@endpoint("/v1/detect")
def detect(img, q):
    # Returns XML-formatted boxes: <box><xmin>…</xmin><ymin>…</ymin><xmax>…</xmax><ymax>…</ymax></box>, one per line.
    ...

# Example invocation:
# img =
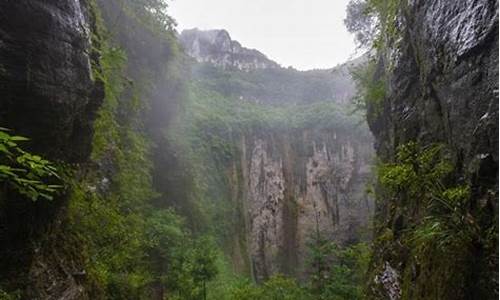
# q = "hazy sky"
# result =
<box><xmin>169</xmin><ymin>0</ymin><xmax>356</xmax><ymax>70</ymax></box>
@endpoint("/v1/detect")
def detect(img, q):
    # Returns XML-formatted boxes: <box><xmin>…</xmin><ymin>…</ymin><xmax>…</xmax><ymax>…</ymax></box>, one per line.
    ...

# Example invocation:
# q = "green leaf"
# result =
<box><xmin>0</xmin><ymin>129</ymin><xmax>62</xmax><ymax>201</ymax></box>
<box><xmin>0</xmin><ymin>144</ymin><xmax>11</xmax><ymax>154</ymax></box>
<box><xmin>39</xmin><ymin>193</ymin><xmax>54</xmax><ymax>201</ymax></box>
<box><xmin>0</xmin><ymin>131</ymin><xmax>11</xmax><ymax>141</ymax></box>
<box><xmin>11</xmin><ymin>136</ymin><xmax>29</xmax><ymax>142</ymax></box>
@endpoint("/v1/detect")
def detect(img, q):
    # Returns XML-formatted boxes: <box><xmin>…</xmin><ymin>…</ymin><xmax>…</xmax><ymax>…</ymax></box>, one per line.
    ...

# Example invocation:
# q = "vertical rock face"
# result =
<box><xmin>0</xmin><ymin>0</ymin><xmax>102</xmax><ymax>161</ymax></box>
<box><xmin>368</xmin><ymin>0</ymin><xmax>498</xmax><ymax>299</ymax></box>
<box><xmin>247</xmin><ymin>139</ymin><xmax>286</xmax><ymax>280</ymax></box>
<box><xmin>0</xmin><ymin>0</ymin><xmax>102</xmax><ymax>298</ymax></box>
<box><xmin>242</xmin><ymin>130</ymin><xmax>373</xmax><ymax>281</ymax></box>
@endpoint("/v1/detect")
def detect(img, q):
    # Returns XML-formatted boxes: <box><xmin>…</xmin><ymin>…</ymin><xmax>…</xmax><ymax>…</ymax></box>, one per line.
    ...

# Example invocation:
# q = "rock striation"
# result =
<box><xmin>239</xmin><ymin>129</ymin><xmax>373</xmax><ymax>281</ymax></box>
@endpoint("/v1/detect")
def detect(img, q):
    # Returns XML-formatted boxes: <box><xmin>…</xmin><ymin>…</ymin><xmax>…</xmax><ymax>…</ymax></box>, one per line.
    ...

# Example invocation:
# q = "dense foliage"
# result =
<box><xmin>345</xmin><ymin>0</ymin><xmax>399</xmax><ymax>119</ymax></box>
<box><xmin>307</xmin><ymin>233</ymin><xmax>370</xmax><ymax>300</ymax></box>
<box><xmin>192</xmin><ymin>62</ymin><xmax>355</xmax><ymax>105</ymax></box>
<box><xmin>371</xmin><ymin>142</ymin><xmax>498</xmax><ymax>298</ymax></box>
<box><xmin>203</xmin><ymin>241</ymin><xmax>370</xmax><ymax>300</ymax></box>
<box><xmin>64</xmin><ymin>2</ymin><xmax>221</xmax><ymax>298</ymax></box>
<box><xmin>183</xmin><ymin>80</ymin><xmax>368</xmax><ymax>135</ymax></box>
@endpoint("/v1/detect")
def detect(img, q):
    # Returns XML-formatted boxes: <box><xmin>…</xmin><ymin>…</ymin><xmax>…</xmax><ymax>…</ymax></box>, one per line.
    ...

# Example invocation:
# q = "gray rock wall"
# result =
<box><xmin>240</xmin><ymin>129</ymin><xmax>373</xmax><ymax>281</ymax></box>
<box><xmin>367</xmin><ymin>0</ymin><xmax>498</xmax><ymax>298</ymax></box>
<box><xmin>180</xmin><ymin>29</ymin><xmax>280</xmax><ymax>71</ymax></box>
<box><xmin>0</xmin><ymin>0</ymin><xmax>102</xmax><ymax>162</ymax></box>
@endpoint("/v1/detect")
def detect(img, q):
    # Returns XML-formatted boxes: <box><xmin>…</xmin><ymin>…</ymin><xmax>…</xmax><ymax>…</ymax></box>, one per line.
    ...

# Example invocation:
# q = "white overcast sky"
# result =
<box><xmin>169</xmin><ymin>0</ymin><xmax>357</xmax><ymax>70</ymax></box>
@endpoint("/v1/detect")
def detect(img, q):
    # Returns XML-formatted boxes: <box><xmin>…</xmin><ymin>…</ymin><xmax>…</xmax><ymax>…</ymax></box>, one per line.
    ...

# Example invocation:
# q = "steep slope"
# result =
<box><xmin>0</xmin><ymin>0</ymin><xmax>190</xmax><ymax>298</ymax></box>
<box><xmin>241</xmin><ymin>128</ymin><xmax>373</xmax><ymax>281</ymax></box>
<box><xmin>364</xmin><ymin>1</ymin><xmax>499</xmax><ymax>299</ymax></box>
<box><xmin>0</xmin><ymin>0</ymin><xmax>103</xmax><ymax>298</ymax></box>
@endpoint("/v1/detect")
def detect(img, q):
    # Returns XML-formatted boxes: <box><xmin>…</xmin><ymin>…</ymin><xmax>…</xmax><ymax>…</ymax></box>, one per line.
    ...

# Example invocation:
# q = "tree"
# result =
<box><xmin>229</xmin><ymin>275</ymin><xmax>312</xmax><ymax>300</ymax></box>
<box><xmin>145</xmin><ymin>209</ymin><xmax>186</xmax><ymax>299</ymax></box>
<box><xmin>261</xmin><ymin>275</ymin><xmax>311</xmax><ymax>300</ymax></box>
<box><xmin>306</xmin><ymin>232</ymin><xmax>370</xmax><ymax>300</ymax></box>
<box><xmin>188</xmin><ymin>236</ymin><xmax>218</xmax><ymax>300</ymax></box>
<box><xmin>122</xmin><ymin>0</ymin><xmax>177</xmax><ymax>31</ymax></box>
<box><xmin>344</xmin><ymin>0</ymin><xmax>377</xmax><ymax>49</ymax></box>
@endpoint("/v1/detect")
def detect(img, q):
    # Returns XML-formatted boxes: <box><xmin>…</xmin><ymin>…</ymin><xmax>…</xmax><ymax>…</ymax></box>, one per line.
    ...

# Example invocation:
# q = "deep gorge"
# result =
<box><xmin>0</xmin><ymin>0</ymin><xmax>497</xmax><ymax>299</ymax></box>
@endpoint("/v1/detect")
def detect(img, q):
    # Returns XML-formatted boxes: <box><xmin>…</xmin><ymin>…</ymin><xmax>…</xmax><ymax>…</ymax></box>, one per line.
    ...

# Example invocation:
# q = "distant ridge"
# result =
<box><xmin>179</xmin><ymin>28</ymin><xmax>280</xmax><ymax>71</ymax></box>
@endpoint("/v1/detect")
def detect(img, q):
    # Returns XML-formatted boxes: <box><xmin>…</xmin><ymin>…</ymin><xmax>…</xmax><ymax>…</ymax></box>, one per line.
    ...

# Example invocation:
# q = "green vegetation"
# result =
<box><xmin>184</xmin><ymin>80</ymin><xmax>367</xmax><ymax>135</ymax></box>
<box><xmin>65</xmin><ymin>2</ymin><xmax>221</xmax><ymax>298</ymax></box>
<box><xmin>372</xmin><ymin>142</ymin><xmax>496</xmax><ymax>299</ymax></box>
<box><xmin>345</xmin><ymin>0</ymin><xmax>403</xmax><ymax>119</ymax></box>
<box><xmin>163</xmin><ymin>76</ymin><xmax>372</xmax><ymax>297</ymax></box>
<box><xmin>307</xmin><ymin>232</ymin><xmax>370</xmax><ymax>300</ymax></box>
<box><xmin>0</xmin><ymin>289</ymin><xmax>19</xmax><ymax>300</ymax></box>
<box><xmin>345</xmin><ymin>0</ymin><xmax>401</xmax><ymax>49</ymax></box>
<box><xmin>2</xmin><ymin>0</ymin><xmax>495</xmax><ymax>299</ymax></box>
<box><xmin>0</xmin><ymin>128</ymin><xmax>62</xmax><ymax>201</ymax></box>
<box><xmin>229</xmin><ymin>275</ymin><xmax>312</xmax><ymax>300</ymax></box>
<box><xmin>119</xmin><ymin>0</ymin><xmax>177</xmax><ymax>31</ymax></box>
<box><xmin>346</xmin><ymin>1</ymin><xmax>498</xmax><ymax>298</ymax></box>
<box><xmin>202</xmin><ymin>240</ymin><xmax>370</xmax><ymax>300</ymax></box>
<box><xmin>350</xmin><ymin>58</ymin><xmax>385</xmax><ymax>119</ymax></box>
<box><xmin>0</xmin><ymin>0</ymin><xmax>372</xmax><ymax>298</ymax></box>
<box><xmin>192</xmin><ymin>63</ymin><xmax>355</xmax><ymax>105</ymax></box>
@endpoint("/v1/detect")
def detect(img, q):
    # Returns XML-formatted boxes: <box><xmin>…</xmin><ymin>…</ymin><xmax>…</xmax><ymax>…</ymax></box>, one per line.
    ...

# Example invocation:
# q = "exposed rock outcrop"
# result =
<box><xmin>0</xmin><ymin>0</ymin><xmax>102</xmax><ymax>298</ymax></box>
<box><xmin>0</xmin><ymin>0</ymin><xmax>102</xmax><ymax>161</ymax></box>
<box><xmin>367</xmin><ymin>0</ymin><xmax>498</xmax><ymax>299</ymax></box>
<box><xmin>180</xmin><ymin>29</ymin><xmax>280</xmax><ymax>71</ymax></box>
<box><xmin>241</xmin><ymin>129</ymin><xmax>373</xmax><ymax>281</ymax></box>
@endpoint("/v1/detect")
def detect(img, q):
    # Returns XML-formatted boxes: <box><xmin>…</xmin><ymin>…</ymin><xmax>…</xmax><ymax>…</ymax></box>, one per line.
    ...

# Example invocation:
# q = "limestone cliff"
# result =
<box><xmin>240</xmin><ymin>129</ymin><xmax>373</xmax><ymax>281</ymax></box>
<box><xmin>184</xmin><ymin>29</ymin><xmax>365</xmax><ymax>105</ymax></box>
<box><xmin>366</xmin><ymin>0</ymin><xmax>498</xmax><ymax>299</ymax></box>
<box><xmin>180</xmin><ymin>29</ymin><xmax>280</xmax><ymax>71</ymax></box>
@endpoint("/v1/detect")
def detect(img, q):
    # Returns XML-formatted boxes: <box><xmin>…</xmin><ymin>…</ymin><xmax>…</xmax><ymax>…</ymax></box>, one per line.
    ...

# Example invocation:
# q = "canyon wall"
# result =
<box><xmin>0</xmin><ymin>0</ymin><xmax>102</xmax><ymax>298</ymax></box>
<box><xmin>0</xmin><ymin>0</ymin><xmax>184</xmax><ymax>298</ymax></box>
<box><xmin>366</xmin><ymin>0</ymin><xmax>498</xmax><ymax>299</ymax></box>
<box><xmin>240</xmin><ymin>129</ymin><xmax>373</xmax><ymax>281</ymax></box>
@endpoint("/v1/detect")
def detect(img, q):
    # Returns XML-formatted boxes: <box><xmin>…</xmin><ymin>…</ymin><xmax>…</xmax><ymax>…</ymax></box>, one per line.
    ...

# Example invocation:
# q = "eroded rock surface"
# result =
<box><xmin>242</xmin><ymin>130</ymin><xmax>373</xmax><ymax>281</ymax></box>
